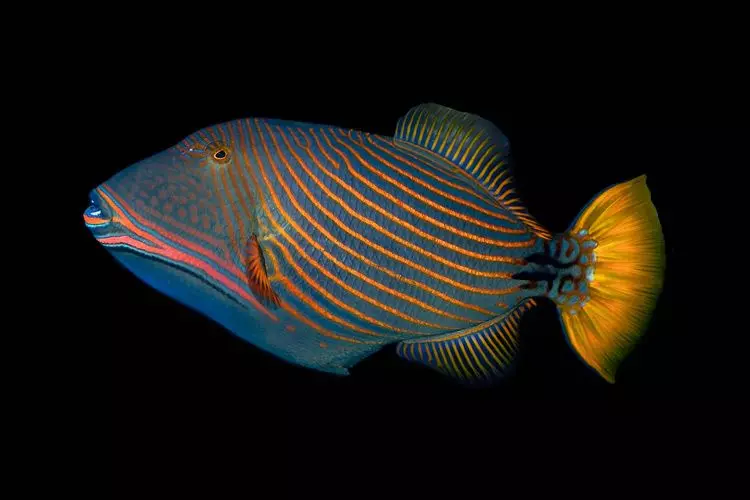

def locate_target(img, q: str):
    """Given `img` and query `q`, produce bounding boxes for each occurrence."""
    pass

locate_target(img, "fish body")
[85,104,665,384]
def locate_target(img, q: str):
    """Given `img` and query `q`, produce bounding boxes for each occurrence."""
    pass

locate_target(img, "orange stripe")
[247,120,406,336]
[263,228,368,344]
[293,127,339,169]
[104,192,221,274]
[269,245,366,343]
[212,164,239,255]
[323,129,528,264]
[235,120,335,334]
[225,163,252,225]
[218,123,253,223]
[450,162,552,238]
[220,167,245,245]
[365,135,518,224]
[334,129,532,247]
[196,130,213,146]
[84,214,107,226]
[207,127,245,243]
[275,275,372,343]
[369,134,503,210]
[98,189,277,321]
[267,238,392,338]
[99,234,278,328]
[256,120,435,333]
[285,129,499,314]
[235,120,280,236]
[207,127,221,144]
[226,121,257,210]
[214,124,229,145]
[313,128,522,282]
[308,128,519,293]
[261,243,282,278]
[287,128,311,150]
[273,125,477,324]
[280,300,366,344]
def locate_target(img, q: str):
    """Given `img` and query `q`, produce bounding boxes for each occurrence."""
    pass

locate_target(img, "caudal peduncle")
[513,230,598,313]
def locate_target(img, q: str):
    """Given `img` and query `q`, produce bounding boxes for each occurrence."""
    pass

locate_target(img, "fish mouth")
[83,190,113,228]
[86,185,279,320]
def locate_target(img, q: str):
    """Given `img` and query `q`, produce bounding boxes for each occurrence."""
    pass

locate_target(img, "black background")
[65,49,746,497]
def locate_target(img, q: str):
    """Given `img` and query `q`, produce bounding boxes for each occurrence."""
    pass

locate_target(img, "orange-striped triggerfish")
[84,103,666,385]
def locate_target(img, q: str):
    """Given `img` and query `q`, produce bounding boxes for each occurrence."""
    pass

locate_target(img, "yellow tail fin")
[558,175,666,383]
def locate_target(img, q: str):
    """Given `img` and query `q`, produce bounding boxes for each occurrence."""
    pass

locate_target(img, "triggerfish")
[85,103,666,385]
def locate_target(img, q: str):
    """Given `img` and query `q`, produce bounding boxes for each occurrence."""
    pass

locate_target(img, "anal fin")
[246,233,282,309]
[396,299,536,385]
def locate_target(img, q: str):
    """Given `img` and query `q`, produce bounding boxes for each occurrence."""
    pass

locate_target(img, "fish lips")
[84,189,113,228]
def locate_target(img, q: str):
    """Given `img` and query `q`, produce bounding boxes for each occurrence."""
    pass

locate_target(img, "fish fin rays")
[395,299,537,386]
[557,175,666,383]
[245,233,282,309]
[393,103,551,239]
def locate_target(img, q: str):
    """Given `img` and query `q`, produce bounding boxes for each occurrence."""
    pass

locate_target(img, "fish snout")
[83,189,113,228]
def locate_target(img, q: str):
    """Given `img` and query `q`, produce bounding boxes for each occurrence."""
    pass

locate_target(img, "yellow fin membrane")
[559,175,666,383]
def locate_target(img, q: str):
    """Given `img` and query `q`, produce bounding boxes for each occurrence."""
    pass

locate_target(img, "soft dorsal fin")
[245,233,282,309]
[395,299,537,385]
[393,103,550,239]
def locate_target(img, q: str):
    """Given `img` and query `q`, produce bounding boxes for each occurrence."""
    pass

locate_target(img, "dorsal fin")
[394,103,551,239]
[245,233,281,309]
[396,299,537,386]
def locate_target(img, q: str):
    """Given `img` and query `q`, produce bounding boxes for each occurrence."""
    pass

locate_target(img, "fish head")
[83,123,265,322]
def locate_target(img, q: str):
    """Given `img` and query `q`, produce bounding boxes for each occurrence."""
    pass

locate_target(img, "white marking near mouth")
[91,210,102,216]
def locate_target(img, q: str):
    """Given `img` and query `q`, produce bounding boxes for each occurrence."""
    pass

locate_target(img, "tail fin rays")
[557,175,666,383]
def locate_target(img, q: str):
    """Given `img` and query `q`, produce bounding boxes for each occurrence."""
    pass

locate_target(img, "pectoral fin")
[396,299,537,385]
[245,233,281,309]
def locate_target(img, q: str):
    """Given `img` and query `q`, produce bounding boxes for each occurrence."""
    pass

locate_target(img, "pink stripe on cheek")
[99,235,278,321]
[103,190,234,275]
[98,189,278,321]
[98,235,160,252]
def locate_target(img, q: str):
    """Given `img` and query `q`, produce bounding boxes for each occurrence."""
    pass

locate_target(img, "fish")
[84,103,666,385]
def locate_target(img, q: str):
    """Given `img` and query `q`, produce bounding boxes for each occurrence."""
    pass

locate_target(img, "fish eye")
[207,141,231,163]
[183,138,232,164]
